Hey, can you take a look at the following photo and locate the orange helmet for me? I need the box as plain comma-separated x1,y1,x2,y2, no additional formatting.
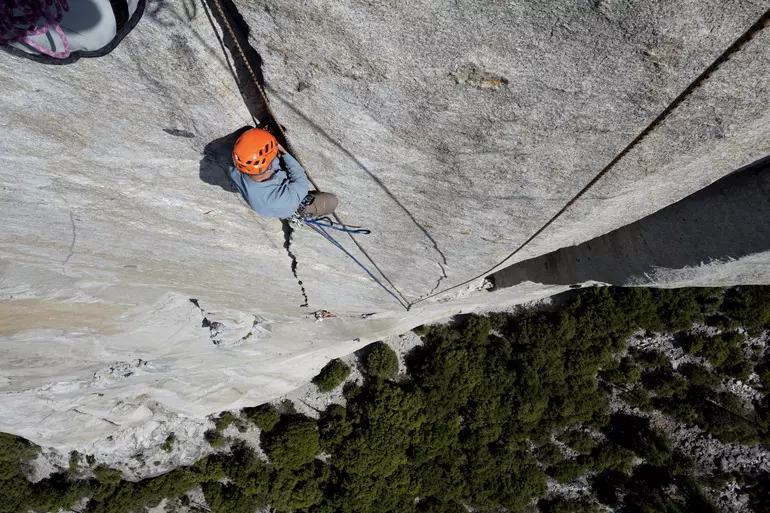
232,128,279,176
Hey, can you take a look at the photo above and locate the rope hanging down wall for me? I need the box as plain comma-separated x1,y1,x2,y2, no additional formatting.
208,0,770,311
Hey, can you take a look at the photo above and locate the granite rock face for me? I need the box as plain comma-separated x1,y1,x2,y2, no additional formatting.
0,0,769,453
248,0,770,296
489,156,770,290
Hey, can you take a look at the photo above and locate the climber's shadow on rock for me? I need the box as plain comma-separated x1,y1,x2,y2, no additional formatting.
199,127,252,192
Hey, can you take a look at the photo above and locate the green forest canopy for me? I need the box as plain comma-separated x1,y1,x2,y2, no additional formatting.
1,286,769,513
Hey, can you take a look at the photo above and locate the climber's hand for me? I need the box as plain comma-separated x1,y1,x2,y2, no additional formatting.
277,143,287,155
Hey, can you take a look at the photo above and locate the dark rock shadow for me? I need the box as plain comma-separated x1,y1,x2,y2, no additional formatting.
200,0,273,129
281,220,309,308
199,127,251,192
488,154,770,290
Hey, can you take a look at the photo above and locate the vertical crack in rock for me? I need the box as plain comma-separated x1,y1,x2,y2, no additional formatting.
429,262,448,296
53,181,77,265
281,221,310,308
64,211,76,264
201,0,272,125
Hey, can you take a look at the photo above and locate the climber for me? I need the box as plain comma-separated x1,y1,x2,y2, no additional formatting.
228,128,338,219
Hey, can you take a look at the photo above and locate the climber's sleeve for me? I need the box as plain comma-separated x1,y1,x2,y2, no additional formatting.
281,154,310,198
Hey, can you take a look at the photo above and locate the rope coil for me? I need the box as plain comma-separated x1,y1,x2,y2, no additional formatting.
1,0,71,58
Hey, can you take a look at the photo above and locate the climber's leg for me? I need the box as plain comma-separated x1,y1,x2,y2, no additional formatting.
303,192,339,216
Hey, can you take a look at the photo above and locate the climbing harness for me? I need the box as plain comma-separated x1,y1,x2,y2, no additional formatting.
289,210,370,235
287,195,317,229
209,0,410,309
1,0,71,58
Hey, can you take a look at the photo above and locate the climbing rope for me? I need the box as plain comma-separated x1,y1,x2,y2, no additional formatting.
1,0,71,58
407,6,770,310
304,220,410,309
209,0,410,309
305,216,371,235
210,0,770,311
208,0,318,188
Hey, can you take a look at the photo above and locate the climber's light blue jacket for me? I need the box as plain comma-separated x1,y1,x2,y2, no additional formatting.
228,154,310,219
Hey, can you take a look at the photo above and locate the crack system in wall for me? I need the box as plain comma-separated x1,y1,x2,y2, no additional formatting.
189,298,228,344
201,0,272,127
281,221,309,308
64,211,76,265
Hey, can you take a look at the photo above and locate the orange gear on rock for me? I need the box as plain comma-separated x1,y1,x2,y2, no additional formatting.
232,128,279,177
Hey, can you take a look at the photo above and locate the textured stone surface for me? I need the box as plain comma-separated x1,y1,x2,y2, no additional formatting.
521,24,770,264
489,156,770,289
0,0,769,453
250,0,770,297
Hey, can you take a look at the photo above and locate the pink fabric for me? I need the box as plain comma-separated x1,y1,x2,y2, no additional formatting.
1,0,71,58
